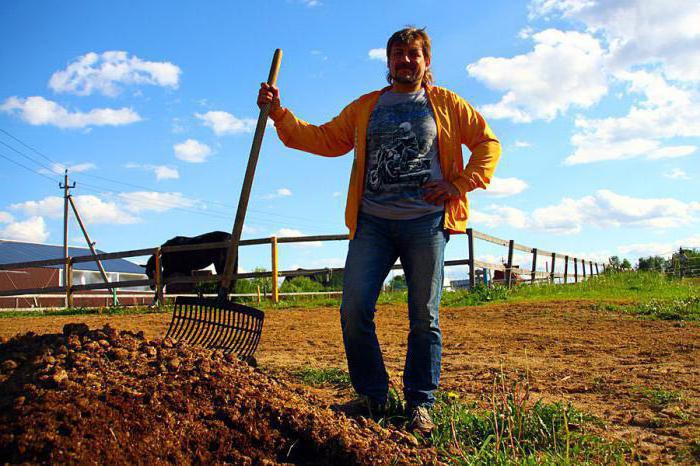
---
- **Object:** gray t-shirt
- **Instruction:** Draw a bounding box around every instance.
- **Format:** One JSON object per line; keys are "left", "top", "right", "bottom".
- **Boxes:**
{"left": 361, "top": 89, "right": 443, "bottom": 220}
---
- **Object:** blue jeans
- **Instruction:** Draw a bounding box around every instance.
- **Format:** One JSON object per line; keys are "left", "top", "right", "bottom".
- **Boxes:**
{"left": 340, "top": 211, "right": 447, "bottom": 408}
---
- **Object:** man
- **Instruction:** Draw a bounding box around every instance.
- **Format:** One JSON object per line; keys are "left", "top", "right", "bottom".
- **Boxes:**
{"left": 258, "top": 27, "right": 501, "bottom": 432}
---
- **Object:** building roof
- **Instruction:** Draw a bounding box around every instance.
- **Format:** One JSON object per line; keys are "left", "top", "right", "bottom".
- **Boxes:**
{"left": 0, "top": 240, "right": 145, "bottom": 274}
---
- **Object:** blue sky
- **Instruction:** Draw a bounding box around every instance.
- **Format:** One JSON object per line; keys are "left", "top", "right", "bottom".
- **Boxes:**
{"left": 1, "top": 0, "right": 698, "bottom": 279}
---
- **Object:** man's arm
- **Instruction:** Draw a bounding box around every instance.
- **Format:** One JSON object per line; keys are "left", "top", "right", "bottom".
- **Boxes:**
{"left": 258, "top": 83, "right": 355, "bottom": 157}
{"left": 451, "top": 97, "right": 502, "bottom": 195}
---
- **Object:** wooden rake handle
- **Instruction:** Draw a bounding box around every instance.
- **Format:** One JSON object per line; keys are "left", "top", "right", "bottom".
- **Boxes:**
{"left": 220, "top": 49, "right": 283, "bottom": 295}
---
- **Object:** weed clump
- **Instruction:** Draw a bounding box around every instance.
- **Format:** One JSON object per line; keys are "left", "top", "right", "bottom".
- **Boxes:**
{"left": 634, "top": 296, "right": 700, "bottom": 321}
{"left": 427, "top": 375, "right": 630, "bottom": 464}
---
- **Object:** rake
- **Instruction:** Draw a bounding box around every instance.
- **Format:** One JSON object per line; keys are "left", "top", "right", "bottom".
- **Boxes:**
{"left": 164, "top": 49, "right": 282, "bottom": 359}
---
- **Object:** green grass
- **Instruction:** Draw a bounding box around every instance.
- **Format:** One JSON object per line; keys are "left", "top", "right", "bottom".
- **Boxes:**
{"left": 4, "top": 272, "right": 698, "bottom": 321}
{"left": 637, "top": 386, "right": 683, "bottom": 408}
{"left": 252, "top": 272, "right": 698, "bottom": 309}
{"left": 422, "top": 375, "right": 631, "bottom": 465}
{"left": 0, "top": 305, "right": 163, "bottom": 319}
{"left": 292, "top": 366, "right": 352, "bottom": 388}
{"left": 427, "top": 395, "right": 629, "bottom": 465}
{"left": 599, "top": 296, "right": 700, "bottom": 321}
{"left": 506, "top": 272, "right": 697, "bottom": 303}
{"left": 293, "top": 367, "right": 630, "bottom": 465}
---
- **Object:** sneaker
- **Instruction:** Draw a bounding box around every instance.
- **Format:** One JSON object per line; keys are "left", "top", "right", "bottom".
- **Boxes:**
{"left": 408, "top": 405, "right": 435, "bottom": 433}
{"left": 333, "top": 395, "right": 388, "bottom": 418}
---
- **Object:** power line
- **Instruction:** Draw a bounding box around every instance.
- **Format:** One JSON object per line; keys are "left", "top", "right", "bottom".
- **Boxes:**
{"left": 0, "top": 139, "right": 57, "bottom": 174}
{"left": 75, "top": 183, "right": 234, "bottom": 222}
{"left": 76, "top": 182, "right": 326, "bottom": 231}
{"left": 0, "top": 127, "right": 340, "bottom": 231}
{"left": 0, "top": 150, "right": 61, "bottom": 184}
{"left": 76, "top": 171, "right": 338, "bottom": 227}
{"left": 0, "top": 127, "right": 58, "bottom": 165}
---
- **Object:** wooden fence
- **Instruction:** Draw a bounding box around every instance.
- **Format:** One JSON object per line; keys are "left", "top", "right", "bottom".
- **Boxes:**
{"left": 0, "top": 229, "right": 605, "bottom": 308}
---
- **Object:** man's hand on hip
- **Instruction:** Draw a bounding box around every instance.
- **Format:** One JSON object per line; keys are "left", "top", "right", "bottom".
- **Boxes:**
{"left": 423, "top": 180, "right": 460, "bottom": 205}
{"left": 257, "top": 83, "right": 283, "bottom": 118}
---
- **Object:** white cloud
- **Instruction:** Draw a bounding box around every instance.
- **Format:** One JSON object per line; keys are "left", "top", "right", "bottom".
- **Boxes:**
{"left": 648, "top": 146, "right": 697, "bottom": 160}
{"left": 368, "top": 48, "right": 387, "bottom": 63}
{"left": 471, "top": 205, "right": 530, "bottom": 230}
{"left": 8, "top": 191, "right": 199, "bottom": 229}
{"left": 171, "top": 117, "right": 186, "bottom": 134}
{"left": 274, "top": 228, "right": 322, "bottom": 248}
{"left": 11, "top": 195, "right": 139, "bottom": 224}
{"left": 0, "top": 96, "right": 141, "bottom": 129}
{"left": 153, "top": 166, "right": 179, "bottom": 180}
{"left": 0, "top": 96, "right": 141, "bottom": 128}
{"left": 173, "top": 139, "right": 212, "bottom": 163}
{"left": 310, "top": 50, "right": 328, "bottom": 61}
{"left": 483, "top": 177, "right": 528, "bottom": 197}
{"left": 11, "top": 196, "right": 64, "bottom": 219}
{"left": 263, "top": 188, "right": 292, "bottom": 199}
{"left": 467, "top": 29, "right": 607, "bottom": 122}
{"left": 333, "top": 191, "right": 342, "bottom": 198}
{"left": 664, "top": 169, "right": 690, "bottom": 180}
{"left": 0, "top": 217, "right": 49, "bottom": 243}
{"left": 118, "top": 191, "right": 198, "bottom": 213}
{"left": 565, "top": 71, "right": 700, "bottom": 164}
{"left": 195, "top": 111, "right": 256, "bottom": 136}
{"left": 557, "top": 249, "right": 612, "bottom": 265}
{"left": 471, "top": 189, "right": 700, "bottom": 235}
{"left": 301, "top": 0, "right": 321, "bottom": 6}
{"left": 242, "top": 225, "right": 260, "bottom": 235}
{"left": 618, "top": 234, "right": 700, "bottom": 259}
{"left": 514, "top": 140, "right": 531, "bottom": 148}
{"left": 529, "top": 0, "right": 700, "bottom": 83}
{"left": 126, "top": 163, "right": 180, "bottom": 180}
{"left": 48, "top": 51, "right": 181, "bottom": 96}
{"left": 38, "top": 162, "right": 96, "bottom": 176}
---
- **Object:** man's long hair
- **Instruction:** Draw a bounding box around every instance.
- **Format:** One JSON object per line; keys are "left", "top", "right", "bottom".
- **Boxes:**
{"left": 385, "top": 27, "right": 434, "bottom": 86}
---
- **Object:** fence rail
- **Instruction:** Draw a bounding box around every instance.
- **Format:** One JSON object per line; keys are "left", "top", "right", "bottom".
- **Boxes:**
{"left": 0, "top": 228, "right": 605, "bottom": 307}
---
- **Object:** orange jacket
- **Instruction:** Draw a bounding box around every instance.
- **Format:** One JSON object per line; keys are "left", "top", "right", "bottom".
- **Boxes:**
{"left": 271, "top": 84, "right": 501, "bottom": 239}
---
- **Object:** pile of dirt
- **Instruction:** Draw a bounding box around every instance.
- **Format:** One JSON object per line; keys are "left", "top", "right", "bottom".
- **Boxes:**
{"left": 0, "top": 324, "right": 437, "bottom": 465}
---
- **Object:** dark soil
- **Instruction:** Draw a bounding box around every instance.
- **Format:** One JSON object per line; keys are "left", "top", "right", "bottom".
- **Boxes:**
{"left": 1, "top": 300, "right": 698, "bottom": 464}
{"left": 0, "top": 323, "right": 437, "bottom": 465}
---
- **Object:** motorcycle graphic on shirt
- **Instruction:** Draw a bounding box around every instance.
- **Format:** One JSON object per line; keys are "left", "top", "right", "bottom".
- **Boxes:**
{"left": 367, "top": 122, "right": 432, "bottom": 193}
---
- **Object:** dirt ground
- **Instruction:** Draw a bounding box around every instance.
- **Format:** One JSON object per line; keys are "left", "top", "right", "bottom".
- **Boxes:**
{"left": 2, "top": 300, "right": 699, "bottom": 464}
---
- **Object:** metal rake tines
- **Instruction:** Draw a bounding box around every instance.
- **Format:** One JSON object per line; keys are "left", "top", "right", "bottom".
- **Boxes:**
{"left": 165, "top": 296, "right": 265, "bottom": 359}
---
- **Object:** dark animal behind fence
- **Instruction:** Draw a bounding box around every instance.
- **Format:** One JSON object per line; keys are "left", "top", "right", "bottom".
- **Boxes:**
{"left": 144, "top": 231, "right": 236, "bottom": 296}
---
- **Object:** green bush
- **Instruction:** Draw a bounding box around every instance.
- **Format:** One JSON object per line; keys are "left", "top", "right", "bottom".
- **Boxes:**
{"left": 280, "top": 276, "right": 325, "bottom": 293}
{"left": 633, "top": 296, "right": 700, "bottom": 321}
{"left": 441, "top": 284, "right": 510, "bottom": 307}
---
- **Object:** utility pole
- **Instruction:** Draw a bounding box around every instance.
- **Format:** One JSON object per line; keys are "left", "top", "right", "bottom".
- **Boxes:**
{"left": 61, "top": 171, "right": 117, "bottom": 307}
{"left": 68, "top": 196, "right": 116, "bottom": 306}
{"left": 60, "top": 170, "right": 75, "bottom": 307}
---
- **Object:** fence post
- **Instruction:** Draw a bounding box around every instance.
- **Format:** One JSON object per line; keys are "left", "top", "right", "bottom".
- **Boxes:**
{"left": 271, "top": 236, "right": 279, "bottom": 303}
{"left": 65, "top": 257, "right": 73, "bottom": 308}
{"left": 596, "top": 263, "right": 600, "bottom": 275}
{"left": 589, "top": 261, "right": 594, "bottom": 277}
{"left": 564, "top": 255, "right": 569, "bottom": 284}
{"left": 530, "top": 248, "right": 538, "bottom": 284}
{"left": 550, "top": 252, "right": 556, "bottom": 284}
{"left": 154, "top": 247, "right": 164, "bottom": 308}
{"left": 467, "top": 228, "right": 475, "bottom": 288}
{"left": 574, "top": 258, "right": 579, "bottom": 283}
{"left": 582, "top": 260, "right": 587, "bottom": 280}
{"left": 506, "top": 239, "right": 515, "bottom": 288}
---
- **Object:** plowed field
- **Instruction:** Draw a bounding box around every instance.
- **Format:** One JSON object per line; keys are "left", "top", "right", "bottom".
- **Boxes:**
{"left": 1, "top": 300, "right": 698, "bottom": 464}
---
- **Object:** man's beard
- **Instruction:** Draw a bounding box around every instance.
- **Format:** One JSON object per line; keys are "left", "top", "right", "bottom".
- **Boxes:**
{"left": 392, "top": 67, "right": 422, "bottom": 84}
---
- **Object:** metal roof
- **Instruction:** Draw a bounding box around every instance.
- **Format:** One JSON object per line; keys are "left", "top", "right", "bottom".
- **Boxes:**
{"left": 0, "top": 240, "right": 145, "bottom": 274}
